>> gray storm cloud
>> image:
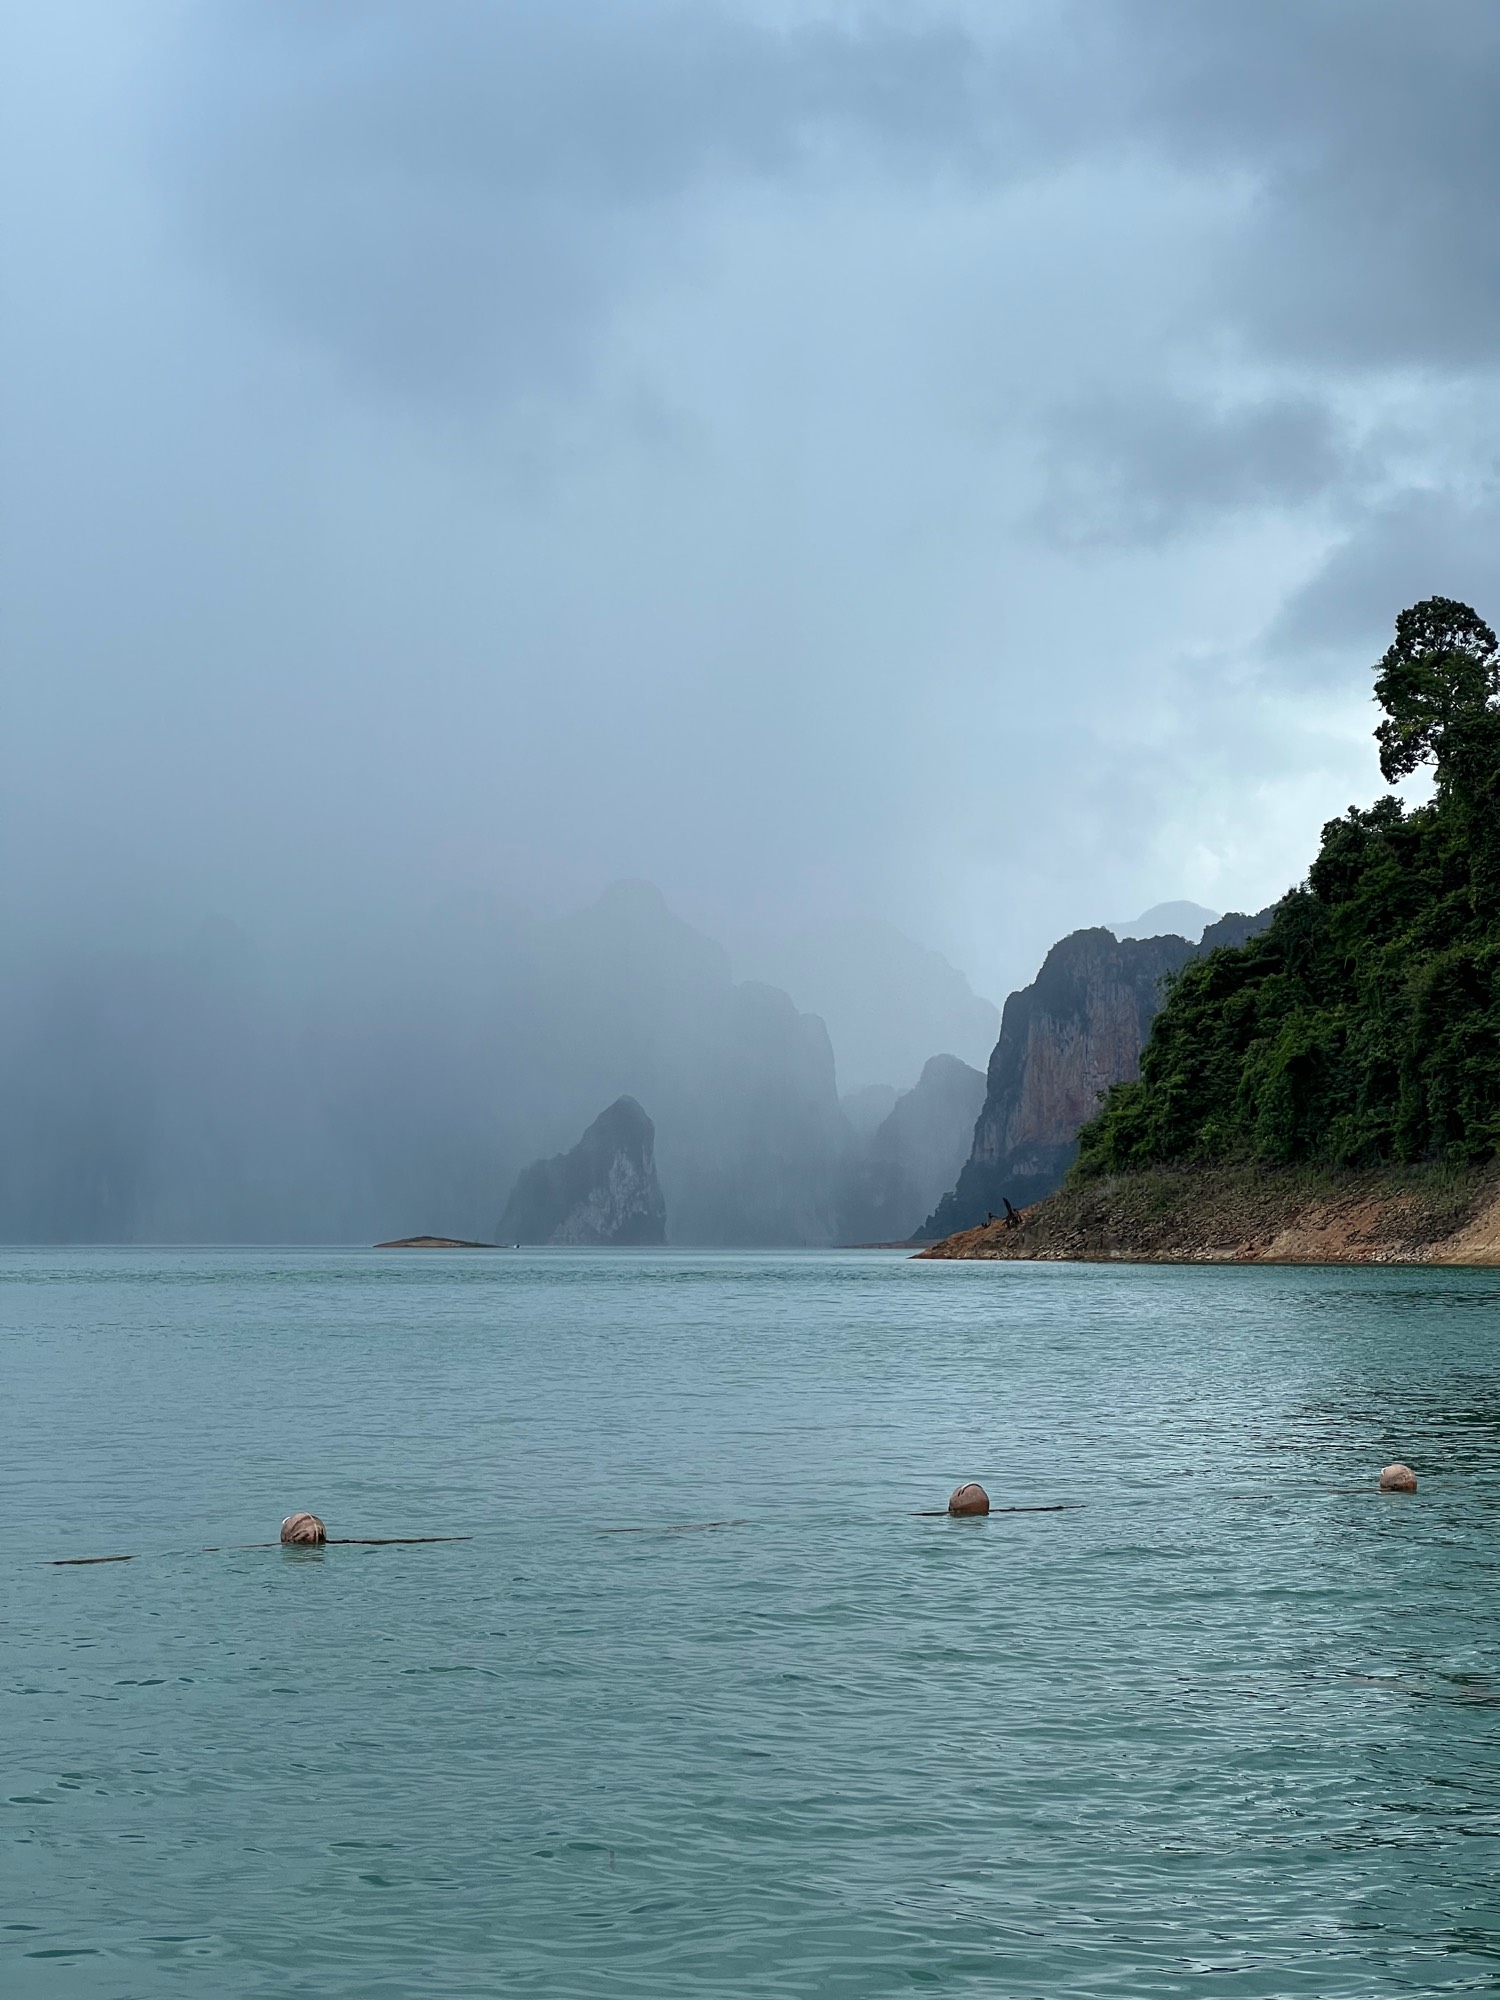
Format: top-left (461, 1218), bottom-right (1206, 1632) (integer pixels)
top-left (166, 1), bottom-right (994, 399)
top-left (6, 0), bottom-right (1500, 1183)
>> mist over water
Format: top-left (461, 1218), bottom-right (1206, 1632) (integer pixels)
top-left (13, 1), bottom-right (1500, 1046)
top-left (0, 882), bottom-right (997, 1245)
top-left (12, 6), bottom-right (1500, 1248)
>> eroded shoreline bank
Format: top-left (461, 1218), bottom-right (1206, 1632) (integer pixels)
top-left (915, 1163), bottom-right (1500, 1265)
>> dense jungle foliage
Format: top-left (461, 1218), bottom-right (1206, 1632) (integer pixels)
top-left (1078, 598), bottom-right (1500, 1173)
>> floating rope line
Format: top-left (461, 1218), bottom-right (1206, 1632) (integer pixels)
top-left (46, 1535), bottom-right (472, 1566)
top-left (38, 1458), bottom-right (1422, 1567)
top-left (227, 1535), bottom-right (476, 1550)
top-left (322, 1535), bottom-right (472, 1546)
top-left (45, 1512), bottom-right (1079, 1564)
top-left (598, 1520), bottom-right (745, 1535)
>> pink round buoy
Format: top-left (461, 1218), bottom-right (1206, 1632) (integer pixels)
top-left (948, 1482), bottom-right (990, 1517)
top-left (280, 1511), bottom-right (327, 1545)
top-left (1378, 1463), bottom-right (1417, 1494)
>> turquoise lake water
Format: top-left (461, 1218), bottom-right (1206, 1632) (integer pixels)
top-left (4, 1247), bottom-right (1500, 1997)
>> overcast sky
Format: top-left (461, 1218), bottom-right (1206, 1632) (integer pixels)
top-left (6, 0), bottom-right (1500, 999)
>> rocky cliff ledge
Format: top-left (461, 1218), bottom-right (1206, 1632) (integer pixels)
top-left (916, 1162), bottom-right (1500, 1264)
top-left (923, 930), bottom-right (1195, 1236)
top-left (923, 912), bottom-right (1273, 1239)
top-left (498, 1096), bottom-right (667, 1246)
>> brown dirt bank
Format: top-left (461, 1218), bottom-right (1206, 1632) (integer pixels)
top-left (914, 1163), bottom-right (1500, 1265)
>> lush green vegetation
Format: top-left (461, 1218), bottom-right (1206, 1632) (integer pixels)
top-left (1078, 598), bottom-right (1500, 1174)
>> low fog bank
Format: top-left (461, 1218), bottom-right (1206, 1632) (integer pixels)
top-left (0, 883), bottom-right (994, 1246)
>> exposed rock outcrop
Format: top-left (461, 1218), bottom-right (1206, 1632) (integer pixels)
top-left (498, 1096), bottom-right (667, 1246)
top-left (375, 1235), bottom-right (492, 1249)
top-left (839, 1054), bottom-right (986, 1244)
top-left (923, 912), bottom-right (1275, 1238)
top-left (923, 930), bottom-right (1197, 1237)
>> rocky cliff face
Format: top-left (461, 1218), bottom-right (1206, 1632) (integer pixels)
top-left (498, 1096), bottom-right (667, 1246)
top-left (839, 1054), bottom-right (986, 1244)
top-left (923, 916), bottom-right (1273, 1237)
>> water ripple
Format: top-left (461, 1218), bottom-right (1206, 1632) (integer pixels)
top-left (3, 1249), bottom-right (1500, 1994)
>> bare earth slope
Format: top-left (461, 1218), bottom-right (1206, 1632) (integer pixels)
top-left (915, 1164), bottom-right (1500, 1265)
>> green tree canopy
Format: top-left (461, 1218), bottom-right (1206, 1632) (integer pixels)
top-left (1077, 597), bottom-right (1500, 1177)
top-left (1373, 595), bottom-right (1499, 783)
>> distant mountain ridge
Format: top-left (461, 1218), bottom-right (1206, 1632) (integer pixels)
top-left (0, 882), bottom-right (848, 1246)
top-left (837, 1054), bottom-right (985, 1244)
top-left (3, 865), bottom-right (1269, 1249)
top-left (746, 918), bottom-right (999, 1093)
top-left (1107, 900), bottom-right (1221, 941)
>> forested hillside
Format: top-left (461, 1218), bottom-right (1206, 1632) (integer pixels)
top-left (1079, 599), bottom-right (1500, 1174)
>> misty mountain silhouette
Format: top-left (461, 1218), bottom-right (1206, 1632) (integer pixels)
top-left (748, 917), bottom-right (999, 1092)
top-left (499, 1095), bottom-right (667, 1246)
top-left (0, 882), bottom-right (872, 1245)
top-left (837, 1054), bottom-right (986, 1245)
top-left (1106, 900), bottom-right (1221, 942)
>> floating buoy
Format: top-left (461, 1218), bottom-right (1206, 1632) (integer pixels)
top-left (281, 1511), bottom-right (327, 1545)
top-left (1378, 1463), bottom-right (1417, 1494)
top-left (948, 1482), bottom-right (990, 1516)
